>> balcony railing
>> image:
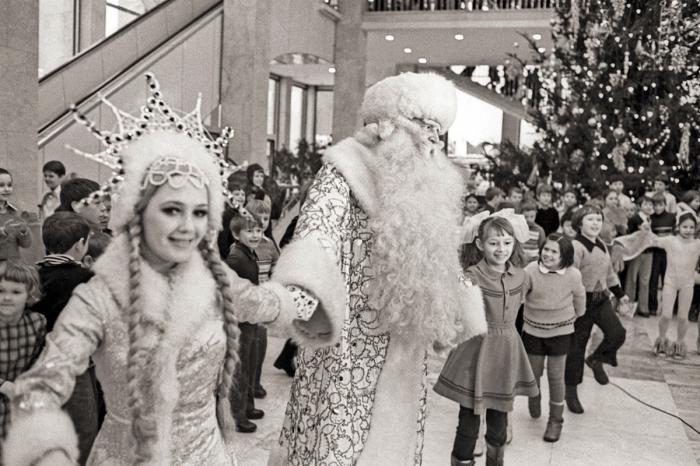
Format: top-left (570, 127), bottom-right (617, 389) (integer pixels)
top-left (367, 0), bottom-right (558, 12)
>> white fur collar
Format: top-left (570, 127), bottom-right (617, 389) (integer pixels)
top-left (323, 138), bottom-right (380, 217)
top-left (92, 234), bottom-right (218, 464)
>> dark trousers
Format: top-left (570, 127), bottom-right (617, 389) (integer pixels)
top-left (452, 406), bottom-right (507, 460)
top-left (254, 326), bottom-right (267, 390)
top-left (230, 323), bottom-right (258, 420)
top-left (565, 292), bottom-right (626, 386)
top-left (649, 249), bottom-right (667, 312)
top-left (64, 369), bottom-right (99, 465)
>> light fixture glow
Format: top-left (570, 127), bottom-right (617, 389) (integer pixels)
top-left (454, 34), bottom-right (464, 40)
top-left (328, 67), bottom-right (336, 73)
top-left (538, 47), bottom-right (546, 53)
top-left (418, 57), bottom-right (427, 64)
top-left (403, 47), bottom-right (412, 53)
top-left (385, 34), bottom-right (395, 41)
top-left (532, 33), bottom-right (542, 40)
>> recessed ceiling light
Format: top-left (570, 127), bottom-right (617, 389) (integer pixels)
top-left (538, 47), bottom-right (546, 53)
top-left (532, 33), bottom-right (542, 40)
top-left (418, 57), bottom-right (427, 64)
top-left (403, 47), bottom-right (412, 53)
top-left (454, 34), bottom-right (464, 40)
top-left (385, 34), bottom-right (395, 41)
top-left (328, 67), bottom-right (336, 73)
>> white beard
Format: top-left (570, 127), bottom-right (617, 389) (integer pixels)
top-left (365, 128), bottom-right (467, 347)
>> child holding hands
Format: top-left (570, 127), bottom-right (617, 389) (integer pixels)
top-left (435, 211), bottom-right (538, 466)
top-left (522, 233), bottom-right (586, 442)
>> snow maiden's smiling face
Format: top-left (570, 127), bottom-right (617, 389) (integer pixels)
top-left (140, 179), bottom-right (209, 273)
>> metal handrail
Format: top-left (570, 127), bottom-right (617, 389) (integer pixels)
top-left (367, 0), bottom-right (558, 11)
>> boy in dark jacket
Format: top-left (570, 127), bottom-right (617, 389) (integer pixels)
top-left (33, 211), bottom-right (98, 465)
top-left (649, 193), bottom-right (676, 314)
top-left (225, 209), bottom-right (265, 433)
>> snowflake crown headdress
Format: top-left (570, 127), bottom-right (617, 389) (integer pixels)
top-left (67, 73), bottom-right (243, 210)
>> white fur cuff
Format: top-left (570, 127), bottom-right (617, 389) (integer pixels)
top-left (3, 409), bottom-right (79, 466)
top-left (459, 283), bottom-right (487, 342)
top-left (272, 235), bottom-right (347, 349)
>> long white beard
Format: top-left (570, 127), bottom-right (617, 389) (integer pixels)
top-left (366, 129), bottom-right (466, 347)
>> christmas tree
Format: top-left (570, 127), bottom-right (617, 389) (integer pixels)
top-left (494, 0), bottom-right (700, 198)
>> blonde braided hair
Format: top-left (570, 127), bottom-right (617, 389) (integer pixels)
top-left (198, 239), bottom-right (240, 397)
top-left (125, 213), bottom-right (160, 464)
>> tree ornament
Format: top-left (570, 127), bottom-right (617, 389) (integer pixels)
top-left (613, 127), bottom-right (627, 141)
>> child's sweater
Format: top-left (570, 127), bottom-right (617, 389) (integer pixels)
top-left (0, 207), bottom-right (32, 260)
top-left (523, 224), bottom-right (545, 263)
top-left (572, 234), bottom-right (624, 298)
top-left (523, 262), bottom-right (586, 338)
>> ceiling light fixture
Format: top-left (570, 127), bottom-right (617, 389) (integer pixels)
top-left (454, 34), bottom-right (464, 40)
top-left (418, 57), bottom-right (427, 64)
top-left (328, 67), bottom-right (336, 73)
top-left (532, 33), bottom-right (542, 40)
top-left (385, 34), bottom-right (395, 41)
top-left (403, 47), bottom-right (412, 53)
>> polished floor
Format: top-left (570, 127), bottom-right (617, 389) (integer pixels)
top-left (235, 313), bottom-right (700, 465)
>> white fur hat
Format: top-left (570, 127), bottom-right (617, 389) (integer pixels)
top-left (109, 130), bottom-right (224, 232)
top-left (360, 72), bottom-right (457, 134)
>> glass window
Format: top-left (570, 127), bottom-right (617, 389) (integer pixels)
top-left (289, 85), bottom-right (305, 150)
top-left (315, 90), bottom-right (334, 146)
top-left (38, 0), bottom-right (76, 77)
top-left (267, 78), bottom-right (278, 136)
top-left (105, 1), bottom-right (145, 37)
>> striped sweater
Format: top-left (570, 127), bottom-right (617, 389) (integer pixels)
top-left (523, 262), bottom-right (586, 338)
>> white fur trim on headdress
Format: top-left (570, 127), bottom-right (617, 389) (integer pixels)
top-left (3, 409), bottom-right (79, 466)
top-left (360, 72), bottom-right (457, 135)
top-left (109, 131), bottom-right (224, 233)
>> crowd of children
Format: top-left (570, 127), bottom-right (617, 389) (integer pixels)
top-left (439, 173), bottom-right (700, 466)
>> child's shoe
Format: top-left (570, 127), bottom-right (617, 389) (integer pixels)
top-left (485, 441), bottom-right (505, 466)
top-left (528, 395), bottom-right (542, 419)
top-left (543, 403), bottom-right (564, 443)
top-left (672, 341), bottom-right (687, 360)
top-left (653, 337), bottom-right (668, 356)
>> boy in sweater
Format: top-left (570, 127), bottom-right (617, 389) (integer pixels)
top-left (625, 196), bottom-right (655, 317)
top-left (32, 211), bottom-right (98, 464)
top-left (522, 200), bottom-right (546, 263)
top-left (225, 209), bottom-right (265, 433)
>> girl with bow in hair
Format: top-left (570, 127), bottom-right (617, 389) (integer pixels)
top-left (434, 210), bottom-right (538, 466)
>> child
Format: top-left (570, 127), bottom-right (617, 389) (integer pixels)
top-left (507, 187), bottom-right (523, 212)
top-left (523, 233), bottom-right (586, 442)
top-left (557, 189), bottom-right (579, 219)
top-left (0, 260), bottom-right (46, 442)
top-left (56, 177), bottom-right (109, 232)
top-left (463, 193), bottom-right (481, 219)
top-left (225, 209), bottom-right (265, 433)
top-left (565, 205), bottom-right (628, 414)
top-left (83, 231), bottom-right (112, 268)
top-left (245, 198), bottom-right (281, 399)
top-left (601, 189), bottom-right (628, 244)
top-left (39, 160), bottom-right (66, 220)
top-left (0, 168), bottom-right (32, 260)
top-left (435, 214), bottom-right (537, 466)
top-left (483, 187), bottom-right (505, 213)
top-left (677, 190), bottom-right (700, 217)
top-left (559, 208), bottom-right (578, 239)
top-left (609, 174), bottom-right (632, 210)
top-left (32, 211), bottom-right (99, 464)
top-left (649, 212), bottom-right (700, 359)
top-left (521, 200), bottom-right (545, 263)
top-left (649, 193), bottom-right (675, 315)
top-left (625, 196), bottom-right (655, 317)
top-left (648, 174), bottom-right (677, 214)
top-left (535, 184), bottom-right (560, 236)
top-left (217, 174), bottom-right (248, 259)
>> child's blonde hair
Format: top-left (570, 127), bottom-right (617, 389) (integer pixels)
top-left (0, 260), bottom-right (42, 306)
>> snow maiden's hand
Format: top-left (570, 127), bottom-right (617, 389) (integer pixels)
top-left (292, 299), bottom-right (333, 341)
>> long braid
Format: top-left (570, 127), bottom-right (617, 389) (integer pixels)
top-left (199, 240), bottom-right (240, 396)
top-left (125, 215), bottom-right (158, 463)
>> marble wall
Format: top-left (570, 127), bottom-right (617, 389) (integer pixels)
top-left (1, 0), bottom-right (41, 212)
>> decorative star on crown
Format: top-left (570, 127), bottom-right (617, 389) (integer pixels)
top-left (67, 73), bottom-right (243, 207)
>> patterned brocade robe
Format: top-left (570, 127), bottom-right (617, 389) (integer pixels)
top-left (270, 138), bottom-right (486, 466)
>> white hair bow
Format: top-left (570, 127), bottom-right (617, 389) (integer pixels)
top-left (461, 208), bottom-right (531, 244)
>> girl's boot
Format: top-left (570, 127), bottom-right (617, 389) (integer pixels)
top-left (565, 384), bottom-right (583, 414)
top-left (528, 394), bottom-right (542, 418)
top-left (485, 441), bottom-right (505, 466)
top-left (672, 341), bottom-right (687, 360)
top-left (543, 403), bottom-right (564, 442)
top-left (653, 337), bottom-right (668, 356)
